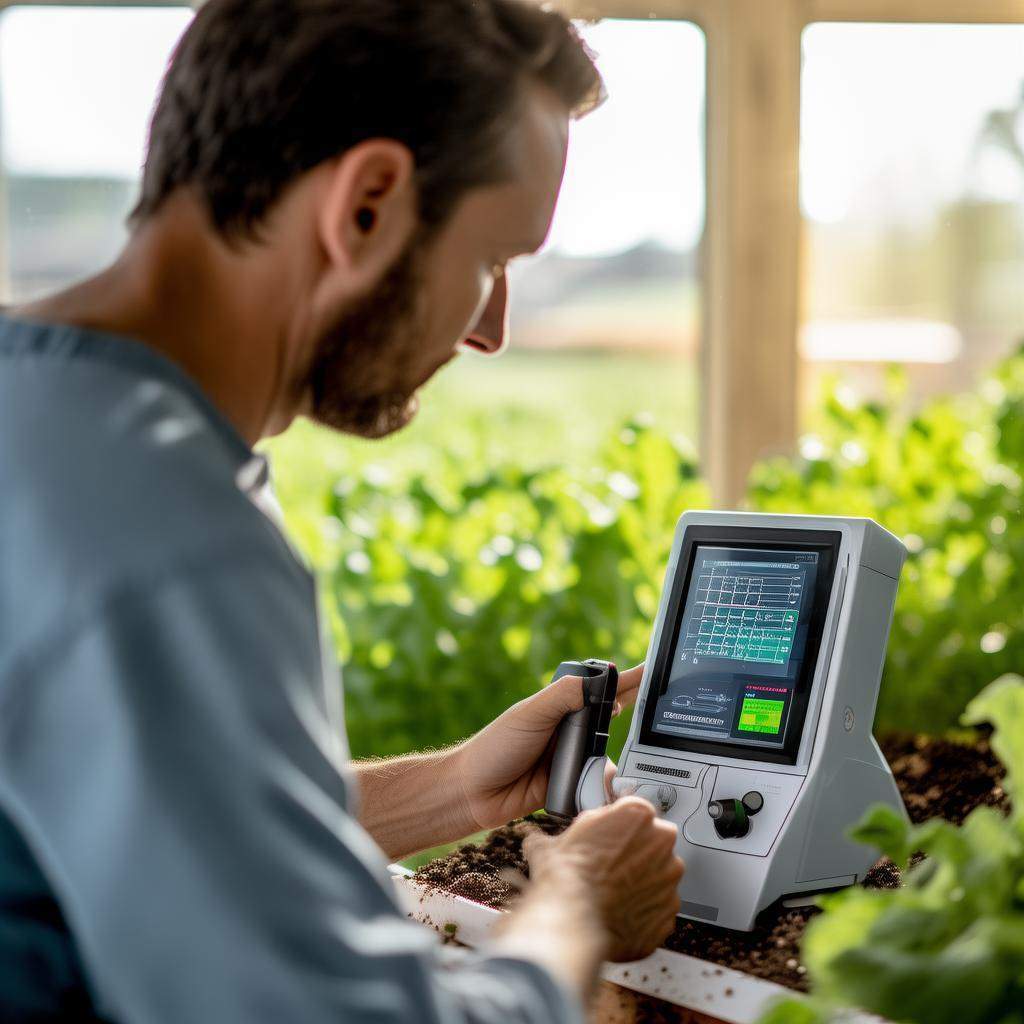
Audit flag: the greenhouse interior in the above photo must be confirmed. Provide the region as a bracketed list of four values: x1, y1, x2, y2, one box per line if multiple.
[1, 1, 1023, 1023]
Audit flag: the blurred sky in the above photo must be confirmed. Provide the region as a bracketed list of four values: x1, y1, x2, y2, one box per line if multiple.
[1, 8, 1022, 257]
[801, 23, 1024, 225]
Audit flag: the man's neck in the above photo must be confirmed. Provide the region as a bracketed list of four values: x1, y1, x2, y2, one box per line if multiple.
[12, 193, 307, 446]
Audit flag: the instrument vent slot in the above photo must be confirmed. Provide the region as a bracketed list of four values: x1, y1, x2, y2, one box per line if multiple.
[636, 762, 692, 780]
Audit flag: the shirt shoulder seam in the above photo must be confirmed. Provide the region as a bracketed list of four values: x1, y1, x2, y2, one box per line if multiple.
[0, 314, 254, 462]
[0, 538, 313, 729]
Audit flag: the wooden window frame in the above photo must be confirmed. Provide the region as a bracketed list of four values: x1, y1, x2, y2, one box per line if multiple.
[568, 0, 1024, 504]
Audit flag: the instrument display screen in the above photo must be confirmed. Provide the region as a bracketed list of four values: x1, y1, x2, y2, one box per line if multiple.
[640, 528, 840, 764]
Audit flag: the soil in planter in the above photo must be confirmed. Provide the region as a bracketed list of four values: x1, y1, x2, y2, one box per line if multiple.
[413, 734, 1007, 996]
[413, 812, 564, 907]
[879, 732, 1007, 825]
[411, 806, 565, 905]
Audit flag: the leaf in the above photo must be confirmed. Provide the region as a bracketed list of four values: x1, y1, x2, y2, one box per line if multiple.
[956, 808, 1024, 914]
[802, 889, 889, 983]
[821, 938, 1007, 1024]
[962, 675, 1024, 805]
[757, 998, 828, 1024]
[850, 803, 912, 868]
[910, 816, 972, 870]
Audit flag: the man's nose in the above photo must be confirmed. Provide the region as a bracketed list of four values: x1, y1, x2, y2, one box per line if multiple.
[463, 273, 508, 355]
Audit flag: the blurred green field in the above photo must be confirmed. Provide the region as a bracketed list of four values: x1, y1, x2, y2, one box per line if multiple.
[264, 350, 698, 490]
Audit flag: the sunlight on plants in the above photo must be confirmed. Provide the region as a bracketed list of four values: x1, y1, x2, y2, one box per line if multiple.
[268, 344, 1024, 757]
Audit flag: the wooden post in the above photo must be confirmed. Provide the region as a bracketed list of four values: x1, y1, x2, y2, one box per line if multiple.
[702, 0, 803, 506]
[562, 0, 803, 507]
[807, 0, 1024, 22]
[560, 0, 803, 508]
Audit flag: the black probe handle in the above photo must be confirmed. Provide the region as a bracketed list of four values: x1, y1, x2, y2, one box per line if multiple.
[544, 660, 617, 820]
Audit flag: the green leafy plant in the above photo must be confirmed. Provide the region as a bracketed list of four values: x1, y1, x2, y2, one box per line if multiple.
[274, 419, 707, 758]
[271, 347, 1024, 753]
[761, 675, 1024, 1024]
[749, 354, 1024, 734]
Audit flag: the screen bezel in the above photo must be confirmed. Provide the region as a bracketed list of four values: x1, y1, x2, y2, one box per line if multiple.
[638, 526, 841, 765]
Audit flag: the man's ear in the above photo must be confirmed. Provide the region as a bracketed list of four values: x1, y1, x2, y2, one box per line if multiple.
[316, 139, 417, 292]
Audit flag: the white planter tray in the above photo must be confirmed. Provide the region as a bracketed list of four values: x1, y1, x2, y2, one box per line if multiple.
[389, 866, 885, 1024]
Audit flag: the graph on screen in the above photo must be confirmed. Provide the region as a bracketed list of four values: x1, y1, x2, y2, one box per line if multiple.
[680, 562, 803, 665]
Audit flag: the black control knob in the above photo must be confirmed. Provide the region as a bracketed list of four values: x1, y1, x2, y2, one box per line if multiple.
[708, 791, 764, 839]
[741, 790, 764, 814]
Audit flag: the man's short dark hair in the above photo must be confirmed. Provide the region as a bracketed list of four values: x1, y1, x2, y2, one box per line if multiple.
[131, 0, 604, 242]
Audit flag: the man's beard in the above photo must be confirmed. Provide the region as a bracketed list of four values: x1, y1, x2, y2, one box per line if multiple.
[307, 241, 425, 439]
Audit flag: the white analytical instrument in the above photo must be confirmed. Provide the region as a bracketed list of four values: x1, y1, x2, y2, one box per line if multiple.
[559, 511, 909, 932]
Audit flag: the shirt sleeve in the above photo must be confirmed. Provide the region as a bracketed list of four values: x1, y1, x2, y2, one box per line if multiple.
[0, 552, 583, 1024]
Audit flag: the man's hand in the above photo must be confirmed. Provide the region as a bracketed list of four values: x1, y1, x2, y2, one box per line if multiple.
[493, 797, 683, 1002]
[523, 798, 684, 962]
[356, 662, 642, 860]
[452, 663, 645, 830]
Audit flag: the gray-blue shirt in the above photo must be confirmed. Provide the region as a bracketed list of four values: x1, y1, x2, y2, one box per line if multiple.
[0, 315, 580, 1023]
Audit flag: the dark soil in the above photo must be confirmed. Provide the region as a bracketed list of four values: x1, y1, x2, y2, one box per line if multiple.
[413, 734, 1007, 1000]
[879, 732, 1007, 825]
[414, 812, 564, 906]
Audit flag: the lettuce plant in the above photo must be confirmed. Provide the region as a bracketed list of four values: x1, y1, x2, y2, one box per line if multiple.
[762, 675, 1024, 1024]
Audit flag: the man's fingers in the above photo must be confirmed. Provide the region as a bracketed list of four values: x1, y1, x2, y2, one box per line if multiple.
[526, 663, 643, 727]
[613, 664, 645, 711]
[603, 757, 619, 801]
[610, 795, 658, 824]
[507, 673, 585, 733]
[521, 828, 553, 863]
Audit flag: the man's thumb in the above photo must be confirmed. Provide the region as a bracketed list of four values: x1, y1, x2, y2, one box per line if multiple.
[535, 673, 586, 719]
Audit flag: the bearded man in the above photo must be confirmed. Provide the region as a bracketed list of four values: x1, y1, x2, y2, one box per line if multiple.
[0, 2, 684, 1021]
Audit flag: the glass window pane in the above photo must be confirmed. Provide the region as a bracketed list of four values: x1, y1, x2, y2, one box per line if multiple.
[0, 5, 193, 303]
[503, 18, 705, 462]
[800, 23, 1024, 408]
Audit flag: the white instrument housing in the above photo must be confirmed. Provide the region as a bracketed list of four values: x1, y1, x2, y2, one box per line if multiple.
[577, 511, 908, 931]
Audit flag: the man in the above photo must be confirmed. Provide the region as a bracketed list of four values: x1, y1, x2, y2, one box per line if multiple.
[0, 1, 685, 1021]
